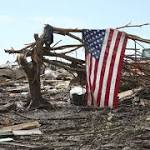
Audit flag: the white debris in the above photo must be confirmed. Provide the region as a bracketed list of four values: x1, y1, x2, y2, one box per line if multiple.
[44, 69, 57, 80]
[0, 138, 14, 142]
[70, 86, 86, 99]
[13, 128, 42, 136]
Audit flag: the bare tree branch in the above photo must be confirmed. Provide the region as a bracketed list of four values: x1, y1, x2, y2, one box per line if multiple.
[43, 58, 85, 72]
[53, 26, 82, 33]
[127, 34, 150, 44]
[62, 46, 82, 54]
[51, 44, 83, 51]
[116, 23, 150, 29]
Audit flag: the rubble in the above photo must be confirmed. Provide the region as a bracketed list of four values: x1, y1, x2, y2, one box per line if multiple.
[0, 63, 149, 150]
[0, 68, 15, 79]
[0, 63, 26, 80]
[1, 24, 150, 149]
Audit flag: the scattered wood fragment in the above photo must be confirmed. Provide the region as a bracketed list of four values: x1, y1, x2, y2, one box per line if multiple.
[12, 128, 42, 136]
[118, 87, 142, 101]
[0, 102, 15, 113]
[0, 131, 13, 137]
[7, 86, 28, 93]
[0, 138, 14, 142]
[0, 121, 40, 134]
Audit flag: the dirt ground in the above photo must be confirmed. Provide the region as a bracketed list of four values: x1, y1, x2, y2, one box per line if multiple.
[0, 77, 150, 150]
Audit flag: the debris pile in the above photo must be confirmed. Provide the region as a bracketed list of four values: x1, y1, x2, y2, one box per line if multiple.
[1, 24, 150, 149]
[0, 62, 150, 149]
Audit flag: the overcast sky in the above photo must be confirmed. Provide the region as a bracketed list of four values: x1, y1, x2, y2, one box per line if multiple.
[0, 0, 150, 64]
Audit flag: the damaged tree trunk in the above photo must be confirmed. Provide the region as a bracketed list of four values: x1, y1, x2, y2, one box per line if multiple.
[17, 37, 52, 110]
[26, 62, 42, 109]
[27, 64, 51, 109]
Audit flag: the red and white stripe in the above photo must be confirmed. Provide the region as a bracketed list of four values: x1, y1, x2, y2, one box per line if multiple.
[86, 28, 128, 108]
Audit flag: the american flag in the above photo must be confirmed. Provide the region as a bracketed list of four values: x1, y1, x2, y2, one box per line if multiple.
[83, 28, 128, 108]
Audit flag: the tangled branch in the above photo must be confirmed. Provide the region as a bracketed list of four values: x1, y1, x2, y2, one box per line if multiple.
[4, 24, 150, 87]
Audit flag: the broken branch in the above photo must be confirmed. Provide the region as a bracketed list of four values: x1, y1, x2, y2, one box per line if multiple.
[116, 23, 150, 29]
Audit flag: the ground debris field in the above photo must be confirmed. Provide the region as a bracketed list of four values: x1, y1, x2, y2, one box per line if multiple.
[0, 67, 150, 150]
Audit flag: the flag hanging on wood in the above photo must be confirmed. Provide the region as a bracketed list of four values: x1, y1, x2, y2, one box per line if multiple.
[83, 28, 128, 108]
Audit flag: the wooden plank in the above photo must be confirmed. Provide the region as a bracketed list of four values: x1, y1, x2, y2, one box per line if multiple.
[0, 138, 14, 142]
[12, 128, 42, 136]
[118, 87, 142, 100]
[0, 121, 40, 133]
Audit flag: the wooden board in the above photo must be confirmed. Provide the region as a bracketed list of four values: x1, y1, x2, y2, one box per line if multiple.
[0, 121, 40, 134]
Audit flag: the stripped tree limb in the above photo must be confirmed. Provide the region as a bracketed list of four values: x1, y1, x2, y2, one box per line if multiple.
[43, 49, 85, 65]
[52, 40, 62, 48]
[53, 26, 82, 33]
[19, 42, 36, 52]
[116, 23, 150, 29]
[51, 44, 83, 51]
[62, 46, 82, 54]
[5, 48, 85, 65]
[43, 58, 85, 72]
[65, 32, 83, 42]
[126, 48, 140, 51]
[127, 34, 150, 44]
[5, 44, 83, 53]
